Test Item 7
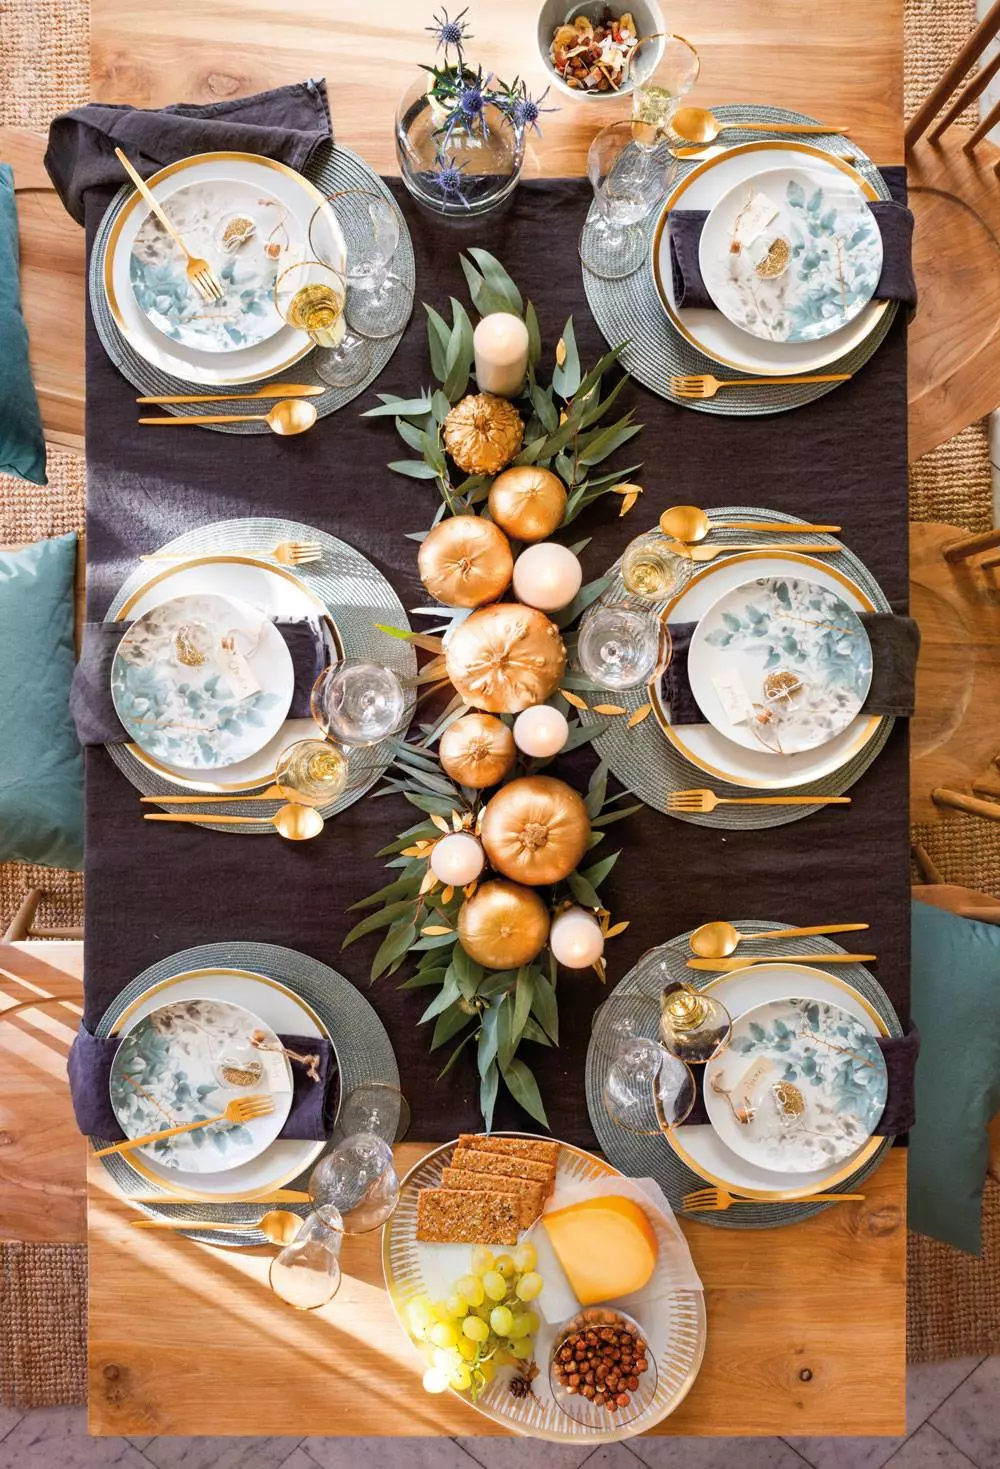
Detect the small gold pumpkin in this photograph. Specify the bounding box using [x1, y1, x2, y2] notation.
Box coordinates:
[488, 466, 568, 543]
[480, 775, 591, 887]
[457, 879, 550, 969]
[439, 712, 516, 789]
[417, 516, 513, 608]
[445, 603, 566, 714]
[443, 393, 524, 475]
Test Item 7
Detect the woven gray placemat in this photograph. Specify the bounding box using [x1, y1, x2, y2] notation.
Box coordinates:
[88, 142, 414, 433]
[582, 104, 898, 416]
[104, 515, 416, 832]
[581, 506, 894, 829]
[587, 923, 902, 1230]
[93, 940, 399, 1246]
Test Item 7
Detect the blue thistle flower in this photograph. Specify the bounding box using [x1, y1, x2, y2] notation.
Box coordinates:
[434, 149, 470, 207]
[426, 7, 471, 55]
[457, 66, 491, 122]
[508, 84, 556, 136]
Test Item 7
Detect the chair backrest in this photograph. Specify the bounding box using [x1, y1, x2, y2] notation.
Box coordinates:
[906, 0, 1000, 148]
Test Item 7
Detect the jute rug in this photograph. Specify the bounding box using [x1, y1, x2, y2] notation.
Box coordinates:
[0, 1243, 86, 1407]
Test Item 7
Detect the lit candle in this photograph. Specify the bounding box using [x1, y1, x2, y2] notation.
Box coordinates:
[430, 831, 485, 887]
[550, 908, 605, 969]
[513, 705, 570, 758]
[512, 542, 583, 612]
[473, 312, 530, 398]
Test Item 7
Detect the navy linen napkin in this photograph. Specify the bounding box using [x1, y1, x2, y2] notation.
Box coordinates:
[662, 612, 920, 726]
[67, 1024, 339, 1142]
[44, 79, 332, 226]
[70, 616, 327, 746]
[682, 1020, 920, 1132]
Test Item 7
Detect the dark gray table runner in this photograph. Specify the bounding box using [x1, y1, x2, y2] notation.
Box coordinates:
[82, 176, 910, 1145]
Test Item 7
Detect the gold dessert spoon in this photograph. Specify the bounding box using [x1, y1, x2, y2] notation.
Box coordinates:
[689, 920, 870, 958]
[659, 505, 841, 543]
[138, 399, 318, 435]
[144, 804, 324, 840]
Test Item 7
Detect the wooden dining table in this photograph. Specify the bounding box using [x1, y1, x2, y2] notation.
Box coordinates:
[5, 0, 909, 1440]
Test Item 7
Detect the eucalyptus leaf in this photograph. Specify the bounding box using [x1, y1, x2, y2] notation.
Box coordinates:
[580, 850, 620, 889]
[431, 1003, 475, 1050]
[478, 1000, 501, 1077]
[342, 898, 418, 947]
[467, 248, 523, 315]
[480, 1061, 499, 1132]
[525, 300, 541, 365]
[501, 1058, 549, 1127]
[513, 967, 534, 1046]
[578, 415, 642, 467]
[425, 304, 452, 383]
[567, 870, 602, 909]
[585, 761, 609, 817]
[497, 994, 516, 1073]
[552, 317, 581, 399]
[591, 802, 644, 827]
[554, 575, 614, 629]
[389, 459, 440, 480]
[420, 971, 462, 1022]
[362, 395, 433, 418]
[372, 920, 418, 980]
[521, 1017, 553, 1047]
[442, 298, 474, 400]
[348, 875, 423, 912]
[438, 1029, 476, 1076]
[530, 969, 559, 1044]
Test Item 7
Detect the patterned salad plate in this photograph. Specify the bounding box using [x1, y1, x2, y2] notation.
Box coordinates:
[687, 575, 873, 756]
[110, 995, 293, 1174]
[702, 995, 888, 1174]
[110, 592, 295, 771]
[698, 166, 883, 344]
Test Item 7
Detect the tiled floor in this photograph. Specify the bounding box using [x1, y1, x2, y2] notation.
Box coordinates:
[1, 1359, 997, 1469]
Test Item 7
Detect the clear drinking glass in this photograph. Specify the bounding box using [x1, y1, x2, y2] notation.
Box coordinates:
[620, 532, 693, 601]
[310, 661, 414, 748]
[576, 601, 671, 691]
[659, 980, 733, 1065]
[275, 738, 349, 807]
[309, 1131, 400, 1234]
[268, 1205, 344, 1310]
[309, 188, 412, 339]
[591, 992, 696, 1133]
[273, 260, 371, 388]
[630, 34, 701, 147]
[579, 121, 676, 280]
[338, 1081, 411, 1143]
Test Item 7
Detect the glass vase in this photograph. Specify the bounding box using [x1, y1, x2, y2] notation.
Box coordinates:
[395, 75, 525, 219]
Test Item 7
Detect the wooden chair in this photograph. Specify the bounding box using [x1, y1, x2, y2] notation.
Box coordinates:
[2, 888, 83, 941]
[906, 0, 1000, 461]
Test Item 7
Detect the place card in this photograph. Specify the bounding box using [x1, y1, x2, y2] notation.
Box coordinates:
[711, 668, 755, 725]
[259, 1047, 293, 1094]
[217, 636, 262, 701]
[730, 191, 781, 253]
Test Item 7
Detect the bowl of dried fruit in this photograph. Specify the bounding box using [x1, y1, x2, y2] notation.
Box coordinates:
[537, 2, 665, 101]
[548, 1306, 658, 1430]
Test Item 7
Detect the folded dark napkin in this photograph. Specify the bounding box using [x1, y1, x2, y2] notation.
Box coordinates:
[67, 1024, 338, 1142]
[669, 190, 916, 312]
[70, 616, 327, 746]
[662, 612, 920, 726]
[45, 79, 332, 226]
[682, 1019, 920, 1133]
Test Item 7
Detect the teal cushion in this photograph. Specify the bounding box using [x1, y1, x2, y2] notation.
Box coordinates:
[0, 163, 47, 486]
[0, 534, 82, 868]
[910, 899, 1000, 1253]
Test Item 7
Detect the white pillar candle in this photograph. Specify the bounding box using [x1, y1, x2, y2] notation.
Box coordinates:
[430, 831, 485, 887]
[473, 312, 530, 398]
[512, 542, 583, 612]
[513, 704, 570, 758]
[550, 908, 605, 969]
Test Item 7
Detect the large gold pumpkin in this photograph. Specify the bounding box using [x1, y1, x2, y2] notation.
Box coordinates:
[443, 393, 524, 475]
[480, 775, 591, 887]
[439, 712, 516, 788]
[445, 603, 566, 714]
[457, 880, 550, 969]
[417, 516, 513, 608]
[488, 466, 568, 543]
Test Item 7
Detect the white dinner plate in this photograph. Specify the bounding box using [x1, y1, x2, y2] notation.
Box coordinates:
[107, 967, 331, 1200]
[650, 140, 890, 374]
[650, 550, 883, 789]
[113, 555, 341, 792]
[663, 963, 891, 1200]
[104, 152, 344, 386]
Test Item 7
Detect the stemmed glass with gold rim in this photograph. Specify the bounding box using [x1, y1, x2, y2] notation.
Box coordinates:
[629, 33, 701, 148]
[308, 188, 412, 339]
[273, 259, 371, 388]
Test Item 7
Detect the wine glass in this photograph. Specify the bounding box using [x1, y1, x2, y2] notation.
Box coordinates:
[309, 188, 412, 339]
[579, 121, 676, 280]
[273, 260, 371, 388]
[659, 979, 733, 1064]
[309, 1132, 400, 1234]
[310, 660, 415, 748]
[268, 1204, 344, 1310]
[576, 601, 671, 691]
[630, 34, 701, 147]
[275, 738, 349, 806]
[620, 532, 693, 601]
[337, 1081, 411, 1143]
[591, 992, 696, 1133]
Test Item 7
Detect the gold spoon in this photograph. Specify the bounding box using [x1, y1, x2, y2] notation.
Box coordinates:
[144, 803, 324, 840]
[690, 920, 870, 959]
[670, 106, 849, 145]
[130, 1209, 303, 1244]
[138, 399, 318, 435]
[659, 505, 841, 543]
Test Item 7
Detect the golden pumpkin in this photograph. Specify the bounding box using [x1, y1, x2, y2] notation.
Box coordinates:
[488, 466, 568, 543]
[439, 712, 516, 789]
[445, 603, 566, 714]
[457, 880, 550, 969]
[417, 516, 513, 608]
[480, 775, 591, 887]
[442, 393, 524, 475]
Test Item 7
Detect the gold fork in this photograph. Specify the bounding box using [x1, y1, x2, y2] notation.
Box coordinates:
[666, 790, 851, 813]
[140, 540, 321, 568]
[93, 1095, 274, 1158]
[671, 373, 851, 400]
[682, 1185, 866, 1213]
[115, 147, 223, 303]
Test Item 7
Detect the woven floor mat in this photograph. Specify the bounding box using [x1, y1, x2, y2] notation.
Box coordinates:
[0, 1242, 86, 1408]
[909, 1180, 1000, 1363]
[904, 0, 980, 128]
[909, 422, 995, 534]
[911, 816, 1000, 897]
[0, 0, 89, 128]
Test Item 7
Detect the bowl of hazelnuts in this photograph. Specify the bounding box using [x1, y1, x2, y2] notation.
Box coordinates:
[548, 1306, 657, 1429]
[537, 1, 666, 101]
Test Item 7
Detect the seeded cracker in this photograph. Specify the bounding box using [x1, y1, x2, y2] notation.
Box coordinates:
[416, 1189, 519, 1245]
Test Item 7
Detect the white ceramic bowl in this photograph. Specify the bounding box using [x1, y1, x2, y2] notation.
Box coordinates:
[536, 0, 666, 101]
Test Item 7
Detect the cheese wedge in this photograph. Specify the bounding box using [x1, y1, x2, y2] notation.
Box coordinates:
[542, 1195, 658, 1305]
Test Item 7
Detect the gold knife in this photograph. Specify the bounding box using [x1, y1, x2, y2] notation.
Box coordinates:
[126, 1188, 310, 1204]
[135, 385, 323, 404]
[687, 953, 878, 972]
[140, 787, 284, 803]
